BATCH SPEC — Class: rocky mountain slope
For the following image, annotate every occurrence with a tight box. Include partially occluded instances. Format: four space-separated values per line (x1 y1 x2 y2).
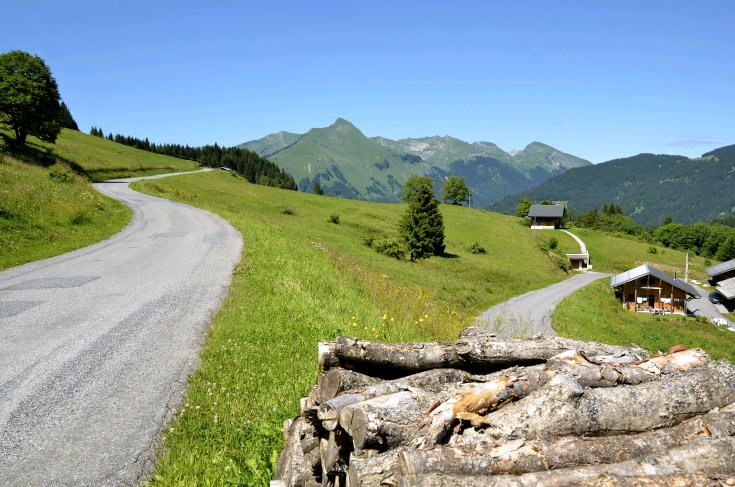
239 118 590 206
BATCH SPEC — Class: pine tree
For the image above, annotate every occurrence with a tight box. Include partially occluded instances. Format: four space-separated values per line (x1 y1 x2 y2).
399 184 445 260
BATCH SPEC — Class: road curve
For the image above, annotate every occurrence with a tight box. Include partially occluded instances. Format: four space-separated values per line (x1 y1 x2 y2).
476 272 610 337
0 170 242 486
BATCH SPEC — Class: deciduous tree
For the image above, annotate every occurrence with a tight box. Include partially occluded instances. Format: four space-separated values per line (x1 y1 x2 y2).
0 50 61 144
441 176 470 205
516 197 532 218
401 176 434 202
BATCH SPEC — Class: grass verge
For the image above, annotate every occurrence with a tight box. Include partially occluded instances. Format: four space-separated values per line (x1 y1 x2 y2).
0 155 130 271
553 280 735 362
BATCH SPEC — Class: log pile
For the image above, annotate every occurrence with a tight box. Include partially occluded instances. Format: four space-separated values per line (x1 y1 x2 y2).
272 328 735 486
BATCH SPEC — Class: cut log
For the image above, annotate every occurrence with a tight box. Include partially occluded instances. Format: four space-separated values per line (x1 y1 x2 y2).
426 436 735 487
482 361 735 440
318 368 472 431
453 334 649 367
396 472 733 487
402 404 735 476
544 348 710 387
347 450 401 487
330 336 648 377
274 417 318 487
412 366 549 447
318 340 342 373
318 368 382 403
339 390 442 450
412 348 709 448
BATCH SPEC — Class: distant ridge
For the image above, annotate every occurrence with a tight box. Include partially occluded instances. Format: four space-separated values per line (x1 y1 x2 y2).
492 144 735 225
239 118 591 205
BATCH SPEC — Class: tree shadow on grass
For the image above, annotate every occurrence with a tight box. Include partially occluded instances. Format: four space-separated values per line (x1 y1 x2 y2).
439 252 460 259
3 134 86 175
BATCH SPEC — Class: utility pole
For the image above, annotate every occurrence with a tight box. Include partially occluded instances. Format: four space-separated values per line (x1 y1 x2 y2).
685 251 690 283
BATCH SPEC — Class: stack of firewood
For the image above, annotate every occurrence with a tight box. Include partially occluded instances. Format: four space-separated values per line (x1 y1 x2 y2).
272 327 735 486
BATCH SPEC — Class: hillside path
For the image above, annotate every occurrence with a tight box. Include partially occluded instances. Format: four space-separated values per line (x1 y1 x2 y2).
475 272 610 337
0 169 242 486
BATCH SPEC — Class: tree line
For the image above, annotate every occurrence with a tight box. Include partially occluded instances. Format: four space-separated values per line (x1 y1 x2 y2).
89 128 297 190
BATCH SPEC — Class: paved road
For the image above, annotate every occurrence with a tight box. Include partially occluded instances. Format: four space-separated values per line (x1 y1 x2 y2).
475 272 610 337
687 284 735 330
0 170 242 486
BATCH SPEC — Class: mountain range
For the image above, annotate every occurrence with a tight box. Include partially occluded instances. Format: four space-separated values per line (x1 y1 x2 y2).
238 118 590 206
493 144 735 226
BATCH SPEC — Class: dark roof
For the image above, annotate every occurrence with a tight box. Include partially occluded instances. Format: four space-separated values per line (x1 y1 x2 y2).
528 204 565 218
610 264 700 297
707 258 735 278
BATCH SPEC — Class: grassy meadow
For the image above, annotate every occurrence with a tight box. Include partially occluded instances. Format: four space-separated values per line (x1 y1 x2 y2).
567 227 711 280
0 155 130 271
130 170 573 484
553 279 735 362
2 128 199 181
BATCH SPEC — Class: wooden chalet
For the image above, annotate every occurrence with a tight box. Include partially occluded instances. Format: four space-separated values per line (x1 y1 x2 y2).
527 204 564 229
707 258 735 301
610 264 699 314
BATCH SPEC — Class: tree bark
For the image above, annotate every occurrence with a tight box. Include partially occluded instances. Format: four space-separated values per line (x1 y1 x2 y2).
402 405 735 476
413 348 709 447
339 390 442 450
397 471 732 487
482 361 735 440
274 417 320 487
442 436 735 487
347 450 401 487
544 348 709 387
318 368 382 403
318 368 472 431
328 336 648 377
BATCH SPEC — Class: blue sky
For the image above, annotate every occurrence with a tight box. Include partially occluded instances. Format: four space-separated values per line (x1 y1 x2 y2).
2 1 733 163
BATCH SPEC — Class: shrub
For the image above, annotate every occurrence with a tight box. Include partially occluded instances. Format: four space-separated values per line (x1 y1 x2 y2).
548 237 558 250
328 213 340 224
281 207 296 216
48 164 73 182
70 210 91 225
554 255 569 272
468 242 486 254
647 245 658 254
372 238 406 260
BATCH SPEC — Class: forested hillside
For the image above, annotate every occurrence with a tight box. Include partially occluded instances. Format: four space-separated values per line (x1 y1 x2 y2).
90 128 297 190
494 146 735 226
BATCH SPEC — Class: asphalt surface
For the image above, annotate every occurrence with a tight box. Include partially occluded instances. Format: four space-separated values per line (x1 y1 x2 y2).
687 283 735 330
0 170 242 486
475 272 611 337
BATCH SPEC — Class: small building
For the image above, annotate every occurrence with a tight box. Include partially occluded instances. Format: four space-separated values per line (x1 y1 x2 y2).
707 258 735 300
567 252 591 270
610 264 699 314
527 204 564 229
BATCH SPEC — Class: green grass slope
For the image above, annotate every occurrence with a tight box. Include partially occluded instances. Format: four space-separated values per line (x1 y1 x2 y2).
4 128 199 181
0 155 130 270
